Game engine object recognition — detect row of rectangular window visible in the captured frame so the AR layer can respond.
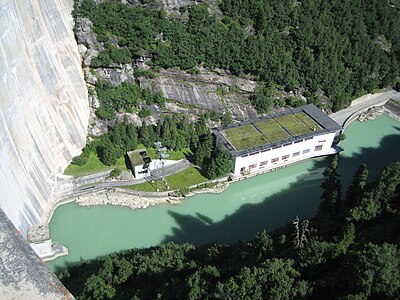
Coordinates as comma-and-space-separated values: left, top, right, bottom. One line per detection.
251, 146, 323, 169
240, 137, 319, 157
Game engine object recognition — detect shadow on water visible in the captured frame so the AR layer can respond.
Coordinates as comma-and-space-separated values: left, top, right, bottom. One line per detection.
162, 131, 400, 245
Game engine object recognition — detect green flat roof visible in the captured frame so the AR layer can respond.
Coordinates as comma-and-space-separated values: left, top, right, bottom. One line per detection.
222, 110, 324, 152
224, 125, 268, 151
255, 119, 290, 143
127, 149, 148, 166
294, 112, 322, 131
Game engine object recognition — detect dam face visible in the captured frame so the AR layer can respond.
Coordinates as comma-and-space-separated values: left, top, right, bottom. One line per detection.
0, 0, 89, 235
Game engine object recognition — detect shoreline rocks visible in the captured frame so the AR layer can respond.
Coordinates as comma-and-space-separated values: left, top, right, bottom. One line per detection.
74, 182, 230, 210
357, 107, 385, 122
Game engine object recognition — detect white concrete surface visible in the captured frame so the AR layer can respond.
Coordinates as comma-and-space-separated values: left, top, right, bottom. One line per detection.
0, 0, 89, 235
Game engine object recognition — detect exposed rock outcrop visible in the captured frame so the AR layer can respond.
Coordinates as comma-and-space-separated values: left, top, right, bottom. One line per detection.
142, 68, 258, 120
74, 0, 257, 122
124, 0, 220, 17
0, 0, 89, 235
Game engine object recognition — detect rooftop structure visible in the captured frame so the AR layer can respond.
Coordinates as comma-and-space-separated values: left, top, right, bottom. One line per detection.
127, 149, 151, 167
127, 149, 153, 179
213, 104, 342, 157
213, 104, 342, 178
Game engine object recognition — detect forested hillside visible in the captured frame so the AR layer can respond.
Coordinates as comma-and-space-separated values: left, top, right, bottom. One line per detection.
75, 0, 400, 111
58, 160, 400, 299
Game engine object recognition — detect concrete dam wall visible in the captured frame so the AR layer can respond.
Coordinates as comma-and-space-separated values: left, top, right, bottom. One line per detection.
0, 0, 89, 235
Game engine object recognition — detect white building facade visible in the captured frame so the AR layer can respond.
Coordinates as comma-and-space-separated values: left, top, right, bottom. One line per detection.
213, 104, 343, 179
232, 131, 337, 177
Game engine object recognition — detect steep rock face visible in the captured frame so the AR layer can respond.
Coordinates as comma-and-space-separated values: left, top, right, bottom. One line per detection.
141, 68, 258, 120
0, 0, 89, 234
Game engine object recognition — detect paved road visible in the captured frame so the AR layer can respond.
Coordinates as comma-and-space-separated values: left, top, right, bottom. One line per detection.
55, 90, 400, 199
330, 89, 400, 127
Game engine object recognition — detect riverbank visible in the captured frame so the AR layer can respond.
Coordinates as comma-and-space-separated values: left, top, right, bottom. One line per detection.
47, 115, 400, 269
73, 181, 230, 210
42, 92, 400, 228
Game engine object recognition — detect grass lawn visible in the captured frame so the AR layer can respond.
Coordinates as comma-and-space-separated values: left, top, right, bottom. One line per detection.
64, 147, 191, 178
124, 180, 166, 192
276, 113, 314, 136
136, 144, 191, 160
63, 152, 128, 177
224, 125, 268, 151
124, 166, 208, 192
295, 112, 322, 131
255, 119, 290, 143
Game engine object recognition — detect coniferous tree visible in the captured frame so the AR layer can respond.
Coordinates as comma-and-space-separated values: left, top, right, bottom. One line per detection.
126, 123, 138, 151
139, 122, 151, 147
206, 158, 217, 179
100, 137, 118, 166
316, 155, 342, 236
109, 127, 124, 157
213, 149, 233, 177
346, 164, 369, 204
319, 154, 341, 217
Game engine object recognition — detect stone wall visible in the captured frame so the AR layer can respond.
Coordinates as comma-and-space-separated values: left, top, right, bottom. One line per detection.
0, 0, 89, 235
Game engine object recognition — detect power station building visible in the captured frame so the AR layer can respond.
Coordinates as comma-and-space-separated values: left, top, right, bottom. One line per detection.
213, 104, 342, 178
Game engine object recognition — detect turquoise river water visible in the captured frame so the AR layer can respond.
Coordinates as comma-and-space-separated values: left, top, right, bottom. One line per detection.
48, 116, 400, 271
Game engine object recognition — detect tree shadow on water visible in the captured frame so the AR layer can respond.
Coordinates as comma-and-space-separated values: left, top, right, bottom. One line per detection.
162, 131, 400, 246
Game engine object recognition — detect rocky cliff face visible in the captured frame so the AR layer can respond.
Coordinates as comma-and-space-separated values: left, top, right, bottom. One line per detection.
142, 68, 258, 120
0, 0, 89, 235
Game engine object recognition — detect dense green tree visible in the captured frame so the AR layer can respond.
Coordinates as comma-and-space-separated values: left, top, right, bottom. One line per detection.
71, 147, 90, 166
346, 164, 369, 204
374, 161, 400, 208
125, 123, 138, 151
213, 149, 233, 177
349, 191, 382, 222
250, 83, 275, 113
319, 155, 342, 217
100, 137, 118, 166
299, 240, 336, 268
59, 161, 400, 300
76, 0, 400, 111
205, 158, 217, 179
352, 243, 400, 298
221, 112, 233, 126
249, 230, 273, 261
82, 274, 116, 300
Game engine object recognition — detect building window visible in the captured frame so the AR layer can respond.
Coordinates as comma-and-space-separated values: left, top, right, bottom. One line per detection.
271, 157, 279, 163
250, 151, 259, 156
315, 145, 323, 151
260, 160, 268, 166
283, 143, 292, 147
293, 151, 300, 157
318, 140, 326, 143
294, 139, 303, 144
261, 149, 270, 153
282, 154, 289, 160
249, 164, 257, 169
305, 137, 313, 141
303, 149, 310, 154
272, 145, 281, 150
241, 154, 248, 158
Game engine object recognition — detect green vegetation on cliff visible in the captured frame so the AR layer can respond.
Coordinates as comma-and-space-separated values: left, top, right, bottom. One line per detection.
57, 160, 400, 299
75, 0, 400, 111
69, 114, 232, 179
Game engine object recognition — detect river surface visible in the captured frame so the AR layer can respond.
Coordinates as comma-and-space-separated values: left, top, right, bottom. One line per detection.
48, 116, 400, 271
